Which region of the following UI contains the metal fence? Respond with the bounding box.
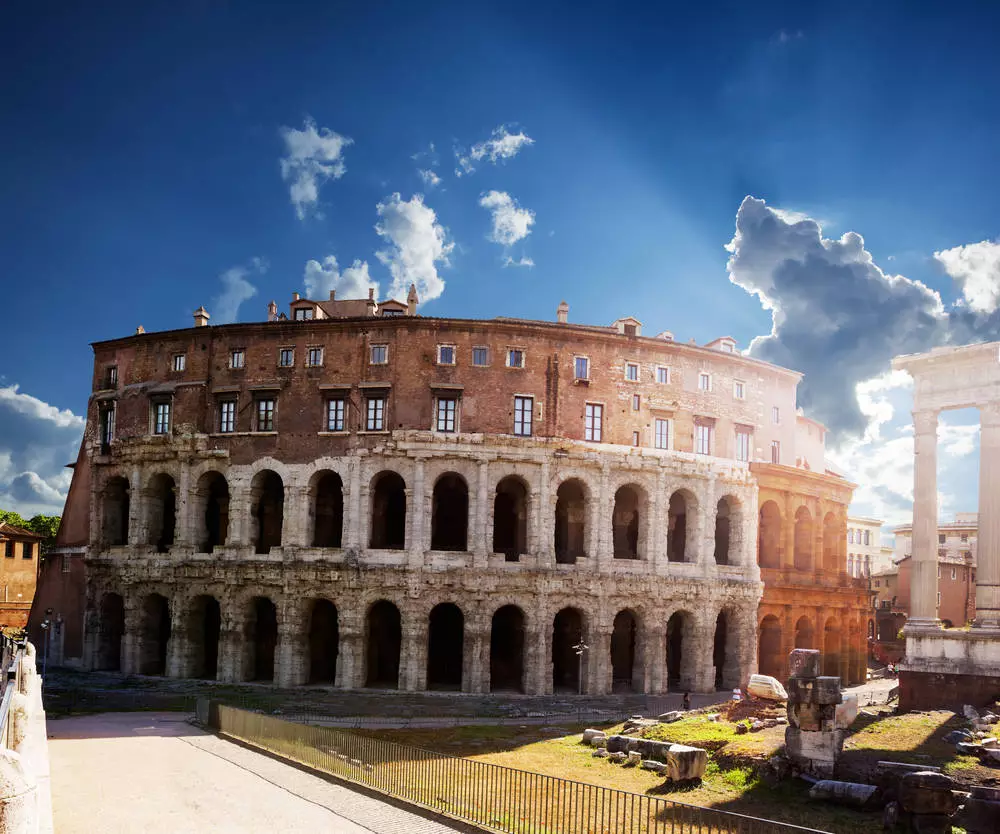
[205,702,829,834]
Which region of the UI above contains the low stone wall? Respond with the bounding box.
[899,628,1000,710]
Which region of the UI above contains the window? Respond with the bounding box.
[307,347,323,367]
[294,307,314,320]
[104,366,118,388]
[655,418,670,449]
[848,555,854,575]
[721,342,733,353]
[698,372,711,391]
[937,565,941,579]
[584,403,603,442]
[381,308,403,317]
[278,348,294,367]
[172,354,186,372]
[22,542,32,560]
[366,396,385,431]
[632,394,640,411]
[472,347,489,366]
[507,349,524,368]
[256,398,275,432]
[657,366,670,385]
[625,362,639,381]
[326,398,345,432]
[770,440,780,464]
[4,541,12,558]
[230,349,245,369]
[100,403,116,449]
[864,531,870,546]
[733,380,745,400]
[631,430,640,446]
[513,396,533,436]
[370,344,388,365]
[62,553,71,573]
[436,398,457,432]
[574,356,589,380]
[772,406,780,424]
[849,530,855,544]
[951,567,957,580]
[938,533,946,544]
[153,401,171,435]
[961,533,968,542]
[437,345,456,365]
[735,429,751,463]
[937,591,941,606]
[219,400,236,433]
[695,423,712,455]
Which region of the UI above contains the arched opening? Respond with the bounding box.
[139,593,170,676]
[611,609,638,692]
[758,501,782,568]
[97,593,125,671]
[823,513,840,572]
[666,611,693,690]
[431,473,469,551]
[366,600,401,688]
[196,472,229,553]
[552,608,585,693]
[758,615,783,680]
[490,605,525,692]
[426,603,464,690]
[187,595,221,680]
[713,610,740,689]
[101,477,130,547]
[308,599,339,684]
[714,498,731,565]
[312,472,344,548]
[794,615,814,650]
[668,491,692,562]
[554,479,587,564]
[823,619,841,678]
[493,476,528,561]
[794,506,813,571]
[245,597,277,682]
[370,472,406,550]
[145,473,176,553]
[612,485,641,560]
[251,471,284,554]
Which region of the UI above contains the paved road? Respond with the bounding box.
[48,712,466,834]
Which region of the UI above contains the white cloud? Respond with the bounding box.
[375,193,454,303]
[279,118,353,220]
[479,190,535,246]
[212,258,267,325]
[418,169,442,189]
[934,240,1000,314]
[455,124,534,176]
[304,256,378,301]
[503,255,535,268]
[0,385,84,431]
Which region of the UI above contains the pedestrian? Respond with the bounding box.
[682,691,691,711]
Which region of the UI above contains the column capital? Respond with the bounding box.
[912,409,939,435]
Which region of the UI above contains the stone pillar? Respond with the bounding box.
[284,485,309,548]
[691,610,716,693]
[651,471,667,570]
[537,461,551,563]
[596,465,611,569]
[647,620,667,693]
[227,483,251,548]
[975,402,1000,628]
[346,458,362,549]
[175,466,192,548]
[127,467,142,547]
[782,493,795,570]
[814,498,825,574]
[121,602,141,676]
[218,604,246,683]
[474,460,489,567]
[781,606,794,679]
[165,595,187,678]
[525,620,547,695]
[409,459,425,565]
[276,602,308,687]
[467,626,488,694]
[592,627,611,695]
[336,631,362,689]
[908,409,941,629]
[401,614,425,692]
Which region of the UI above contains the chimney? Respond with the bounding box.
[193,306,210,327]
[267,301,277,322]
[366,287,377,316]
[407,283,419,316]
[292,292,300,301]
[135,325,145,334]
[556,300,569,324]
[329,290,336,301]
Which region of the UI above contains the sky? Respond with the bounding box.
[2,1,1000,530]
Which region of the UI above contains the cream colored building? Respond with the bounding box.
[847,515,886,577]
[893,513,977,565]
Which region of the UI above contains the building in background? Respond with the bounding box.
[0,523,43,628]
[893,513,977,565]
[847,515,890,577]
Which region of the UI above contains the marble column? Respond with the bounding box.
[908,409,941,629]
[976,401,1000,628]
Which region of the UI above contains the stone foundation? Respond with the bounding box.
[899,627,1000,711]
[899,670,1000,712]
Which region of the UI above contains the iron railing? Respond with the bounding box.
[206,702,829,834]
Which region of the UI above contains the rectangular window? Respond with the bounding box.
[437,345,456,365]
[326,399,345,432]
[100,403,116,448]
[307,347,323,367]
[655,418,670,450]
[507,349,524,368]
[772,406,780,424]
[733,380,745,400]
[219,400,236,434]
[370,344,388,365]
[961,533,968,542]
[631,430,640,447]
[513,396,533,436]
[632,394,640,411]
[278,348,294,367]
[4,541,12,558]
[937,591,941,606]
[864,531,870,545]
[256,398,275,432]
[172,354,186,372]
[574,356,589,380]
[104,366,118,388]
[62,553,71,573]
[436,398,457,432]
[585,403,603,442]
[230,349,245,369]
[770,440,780,464]
[153,401,171,435]
[698,372,711,391]
[657,366,670,385]
[294,307,314,320]
[472,347,489,366]
[695,423,712,455]
[735,429,751,463]
[849,530,855,544]
[625,362,639,381]
[951,567,957,580]
[938,533,946,544]
[366,396,385,431]
[22,542,32,560]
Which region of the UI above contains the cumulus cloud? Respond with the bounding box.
[503,255,535,268]
[303,256,378,301]
[934,240,1000,314]
[212,258,267,325]
[479,190,535,246]
[375,193,454,303]
[418,169,441,189]
[279,118,352,219]
[455,124,534,176]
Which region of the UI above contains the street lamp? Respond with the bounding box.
[573,640,589,695]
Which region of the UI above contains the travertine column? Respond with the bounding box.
[537,461,551,562]
[596,465,611,569]
[335,631,362,689]
[467,626,488,694]
[175,466,192,547]
[408,459,425,564]
[652,471,668,570]
[346,458,362,549]
[401,617,425,691]
[285,486,309,548]
[782,493,795,570]
[908,409,941,629]
[474,460,489,566]
[647,620,667,693]
[127,467,142,546]
[976,402,1000,628]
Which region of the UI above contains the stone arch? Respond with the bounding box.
[612,483,647,560]
[427,602,464,691]
[666,609,695,690]
[250,470,284,554]
[101,476,130,547]
[668,488,697,562]
[554,478,588,564]
[490,604,526,692]
[431,473,468,551]
[611,609,639,692]
[794,506,813,571]
[758,614,783,680]
[713,608,741,689]
[308,599,339,684]
[823,617,841,677]
[138,593,170,676]
[194,471,229,553]
[310,470,344,548]
[794,615,814,649]
[758,501,782,568]
[714,495,743,565]
[144,473,176,553]
[97,592,125,671]
[370,471,406,550]
[242,596,278,682]
[823,512,840,572]
[493,476,528,561]
[552,607,587,693]
[186,595,221,680]
[366,600,402,688]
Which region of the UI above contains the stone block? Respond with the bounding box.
[834,694,858,729]
[746,674,788,701]
[657,711,683,723]
[788,649,822,680]
[786,677,814,704]
[592,747,608,758]
[605,735,630,755]
[813,677,843,705]
[960,795,1000,834]
[582,729,606,745]
[897,771,958,815]
[626,751,642,767]
[808,780,880,809]
[608,751,627,763]
[663,744,707,781]
[788,702,837,732]
[785,727,845,772]
[641,760,666,774]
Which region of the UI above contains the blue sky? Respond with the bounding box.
[2,1,999,525]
